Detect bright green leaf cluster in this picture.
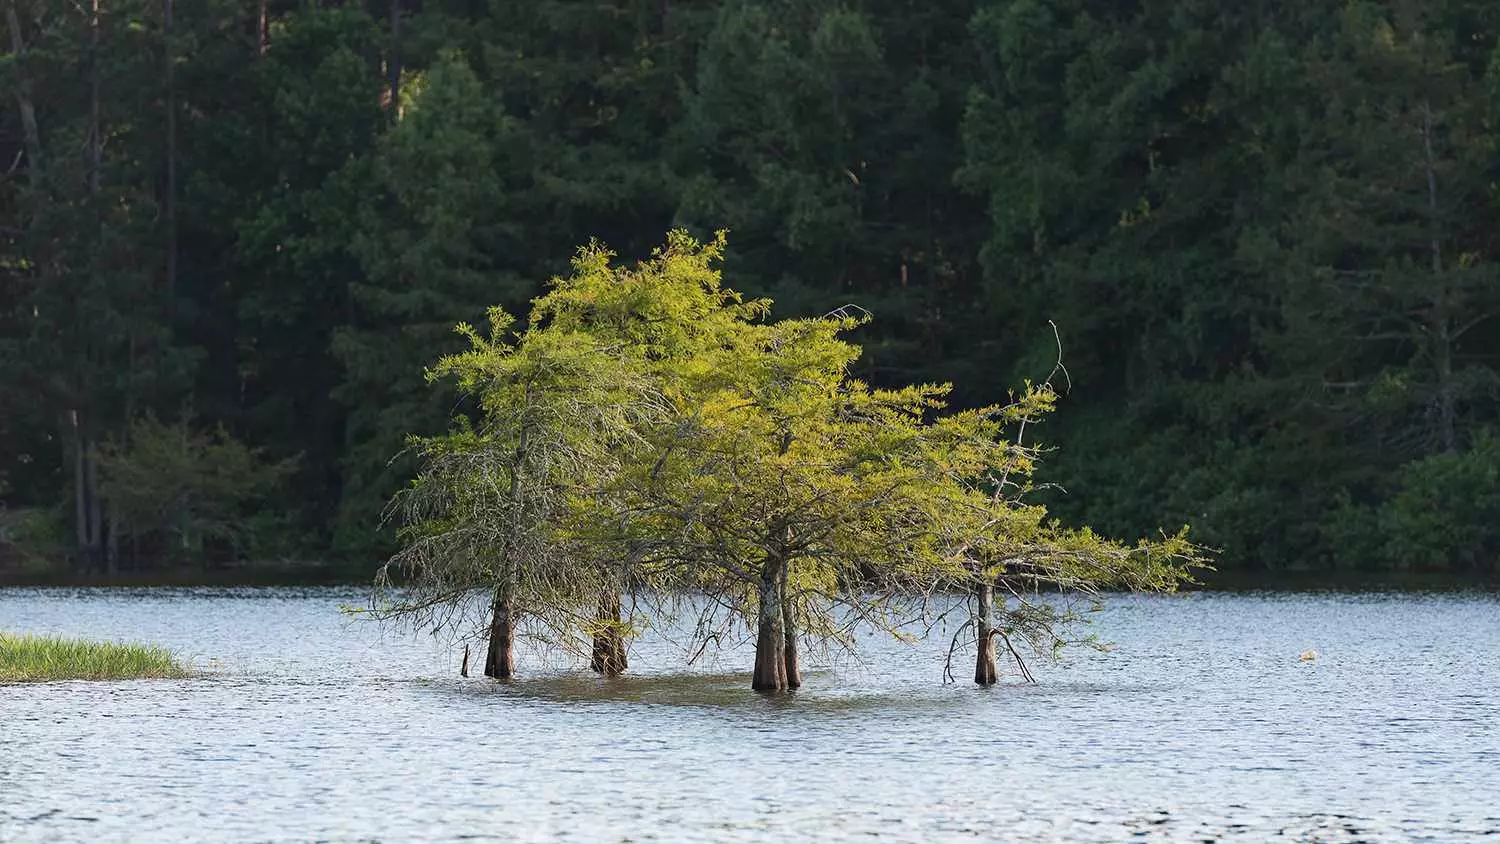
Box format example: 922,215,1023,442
378,232,1205,683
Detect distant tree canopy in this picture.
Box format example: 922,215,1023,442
3,0,1499,579
374,232,1201,690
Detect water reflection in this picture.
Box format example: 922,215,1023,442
455,671,979,716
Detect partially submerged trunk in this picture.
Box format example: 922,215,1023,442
974,579,998,686
483,586,515,679
780,559,800,689
751,555,789,692
589,593,628,677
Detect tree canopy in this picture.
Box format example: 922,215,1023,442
4,0,1499,581
373,232,1200,689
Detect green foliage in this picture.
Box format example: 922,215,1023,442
380,232,1201,682
961,0,1500,573
4,0,1499,583
1329,434,1500,574
225,7,387,552
97,415,298,562
677,0,986,389
331,50,528,559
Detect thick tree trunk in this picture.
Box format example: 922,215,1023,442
779,559,800,689
589,594,628,677
483,586,515,679
974,580,998,686
751,556,789,692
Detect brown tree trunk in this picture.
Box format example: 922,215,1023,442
779,559,800,689
589,593,628,677
751,556,789,692
483,586,515,679
974,579,998,686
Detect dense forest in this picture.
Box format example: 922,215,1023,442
2,0,1498,579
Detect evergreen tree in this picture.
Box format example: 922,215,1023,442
332,50,528,558
226,7,384,550
678,0,986,390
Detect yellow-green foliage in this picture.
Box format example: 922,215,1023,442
382,230,1206,670
0,633,189,682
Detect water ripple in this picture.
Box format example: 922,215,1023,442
1,588,1497,842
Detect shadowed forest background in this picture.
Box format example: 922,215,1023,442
3,0,1499,581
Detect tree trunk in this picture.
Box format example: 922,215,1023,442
589,593,628,677
483,586,515,679
105,497,119,577
5,0,42,178
89,0,101,191
84,439,103,573
85,442,103,547
257,0,268,56
974,579,998,686
385,0,400,114
163,0,177,302
68,411,89,572
1421,100,1457,454
779,558,800,689
751,556,789,692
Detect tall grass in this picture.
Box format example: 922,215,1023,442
0,633,189,682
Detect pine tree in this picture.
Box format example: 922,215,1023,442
332,50,528,559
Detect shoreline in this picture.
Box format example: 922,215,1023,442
2,568,1495,593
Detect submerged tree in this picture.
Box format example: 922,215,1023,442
374,231,1202,690
373,306,667,678
928,365,1201,686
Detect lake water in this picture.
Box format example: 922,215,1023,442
1,588,1497,842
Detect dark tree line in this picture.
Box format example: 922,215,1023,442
3,0,1498,577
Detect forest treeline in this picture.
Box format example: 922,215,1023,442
2,0,1498,578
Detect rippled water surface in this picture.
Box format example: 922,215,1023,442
1,588,1497,842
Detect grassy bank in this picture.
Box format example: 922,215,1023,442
0,633,189,682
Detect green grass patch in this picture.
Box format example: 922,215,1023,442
0,632,190,682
